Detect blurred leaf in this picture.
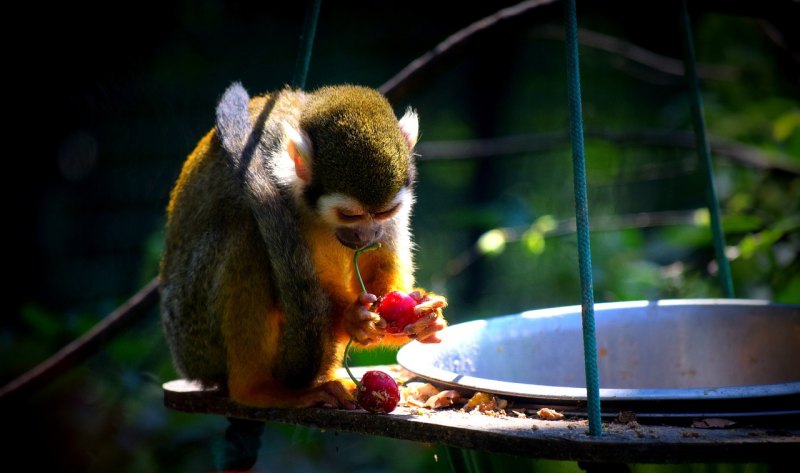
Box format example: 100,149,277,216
522,229,546,254
21,304,61,339
619,228,645,249
663,225,711,248
477,229,507,256
607,260,662,301
775,273,800,304
725,192,753,214
773,109,800,142
721,213,763,233
534,214,557,233
693,208,710,226
737,215,800,259
585,141,622,181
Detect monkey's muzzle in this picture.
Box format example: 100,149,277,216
335,225,384,249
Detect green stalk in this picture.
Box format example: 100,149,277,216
343,337,359,388
344,242,381,388
353,241,381,293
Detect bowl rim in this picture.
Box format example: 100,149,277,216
396,298,800,402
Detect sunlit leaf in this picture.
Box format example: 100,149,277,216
522,229,546,254
693,208,710,226
737,215,800,259
738,234,760,259
477,229,507,256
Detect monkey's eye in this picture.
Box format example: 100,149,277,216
337,209,365,223
374,203,401,221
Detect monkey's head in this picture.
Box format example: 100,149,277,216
287,85,419,249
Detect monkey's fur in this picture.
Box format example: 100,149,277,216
160,84,444,408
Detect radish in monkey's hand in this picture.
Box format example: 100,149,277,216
375,290,417,334
353,242,448,343
376,290,448,342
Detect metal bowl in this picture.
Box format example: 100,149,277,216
397,299,800,417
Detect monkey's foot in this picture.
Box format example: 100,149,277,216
298,380,357,410
228,379,356,409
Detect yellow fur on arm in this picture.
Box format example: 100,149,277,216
359,246,414,296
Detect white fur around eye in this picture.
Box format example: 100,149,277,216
388,187,411,210
317,193,364,226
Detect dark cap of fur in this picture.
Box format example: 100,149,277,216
300,85,411,210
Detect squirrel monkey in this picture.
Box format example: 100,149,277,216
160,83,447,408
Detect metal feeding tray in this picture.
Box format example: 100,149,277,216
397,299,800,419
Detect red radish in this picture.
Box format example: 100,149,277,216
357,370,400,413
376,290,419,334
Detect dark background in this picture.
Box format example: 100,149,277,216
4,1,799,471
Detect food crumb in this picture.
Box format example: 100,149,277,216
463,392,508,416
536,407,565,420
425,390,462,409
512,409,527,418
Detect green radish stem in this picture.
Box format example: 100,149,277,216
343,337,359,388
353,241,380,293
344,242,382,388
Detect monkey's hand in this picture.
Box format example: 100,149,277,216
405,290,448,344
344,292,387,345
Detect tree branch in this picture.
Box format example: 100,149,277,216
379,0,561,102
416,129,800,175
0,277,160,403
531,24,739,81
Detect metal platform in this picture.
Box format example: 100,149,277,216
163,365,800,465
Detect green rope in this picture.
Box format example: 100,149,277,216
291,0,322,89
679,0,735,298
564,0,602,437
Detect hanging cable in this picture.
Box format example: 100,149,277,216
679,0,735,297
292,0,322,89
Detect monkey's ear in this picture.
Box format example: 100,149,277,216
284,125,313,182
398,107,419,150
216,82,252,160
